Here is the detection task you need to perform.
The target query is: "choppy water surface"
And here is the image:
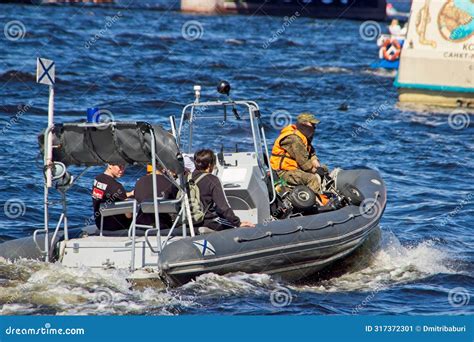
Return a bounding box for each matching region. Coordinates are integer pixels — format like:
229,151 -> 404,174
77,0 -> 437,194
0,2 -> 472,315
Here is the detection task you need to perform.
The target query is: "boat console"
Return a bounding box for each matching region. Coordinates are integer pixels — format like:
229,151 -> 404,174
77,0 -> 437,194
215,152 -> 271,224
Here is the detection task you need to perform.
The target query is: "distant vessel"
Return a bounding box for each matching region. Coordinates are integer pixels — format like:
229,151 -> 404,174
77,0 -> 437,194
395,0 -> 474,107
1,0 -> 114,3
371,20 -> 407,70
181,0 -> 387,20
386,1 -> 411,20
3,0 -> 385,20
371,35 -> 405,69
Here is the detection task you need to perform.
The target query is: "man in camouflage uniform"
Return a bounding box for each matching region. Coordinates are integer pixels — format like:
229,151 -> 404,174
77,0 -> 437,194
270,113 -> 325,195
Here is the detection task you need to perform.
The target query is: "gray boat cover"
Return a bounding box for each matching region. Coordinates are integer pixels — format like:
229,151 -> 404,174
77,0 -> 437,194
38,122 -> 184,174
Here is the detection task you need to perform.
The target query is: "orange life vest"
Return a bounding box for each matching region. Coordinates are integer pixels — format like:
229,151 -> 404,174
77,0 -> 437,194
270,125 -> 310,171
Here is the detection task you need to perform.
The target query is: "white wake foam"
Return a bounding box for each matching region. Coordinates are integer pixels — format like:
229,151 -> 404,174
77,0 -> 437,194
295,231 -> 453,293
0,258 -> 194,315
299,66 -> 351,74
362,68 -> 397,78
181,272 -> 276,297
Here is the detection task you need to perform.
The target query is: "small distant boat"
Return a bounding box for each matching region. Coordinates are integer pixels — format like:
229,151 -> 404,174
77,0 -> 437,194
386,2 -> 410,20
371,34 -> 405,70
181,0 -> 387,20
0,83 -> 386,287
3,0 -> 114,3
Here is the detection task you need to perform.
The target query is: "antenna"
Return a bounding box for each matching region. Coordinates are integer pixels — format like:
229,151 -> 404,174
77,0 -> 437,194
193,85 -> 201,103
217,80 -> 241,120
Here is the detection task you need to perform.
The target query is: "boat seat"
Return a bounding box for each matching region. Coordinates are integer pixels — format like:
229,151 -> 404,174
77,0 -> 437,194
99,200 -> 136,216
99,200 -> 137,236
140,199 -> 180,214
98,228 -> 182,237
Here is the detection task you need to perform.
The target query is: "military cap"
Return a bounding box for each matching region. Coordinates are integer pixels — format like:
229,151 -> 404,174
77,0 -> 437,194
296,113 -> 320,125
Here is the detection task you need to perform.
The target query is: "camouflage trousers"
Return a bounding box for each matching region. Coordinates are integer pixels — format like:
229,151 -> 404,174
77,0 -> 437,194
277,169 -> 322,194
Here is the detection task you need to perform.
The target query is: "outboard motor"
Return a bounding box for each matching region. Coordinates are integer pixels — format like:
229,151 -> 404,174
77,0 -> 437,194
287,185 -> 316,212
271,180 -> 347,219
271,185 -> 317,219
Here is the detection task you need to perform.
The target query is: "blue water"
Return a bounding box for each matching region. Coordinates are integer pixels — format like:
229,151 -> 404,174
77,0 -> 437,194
0,2 -> 473,315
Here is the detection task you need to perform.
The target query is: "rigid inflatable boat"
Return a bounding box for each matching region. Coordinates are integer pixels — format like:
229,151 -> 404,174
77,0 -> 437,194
159,168 -> 385,286
0,83 -> 386,286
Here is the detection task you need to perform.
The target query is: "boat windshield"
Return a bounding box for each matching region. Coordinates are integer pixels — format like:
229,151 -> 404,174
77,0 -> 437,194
178,102 -> 261,156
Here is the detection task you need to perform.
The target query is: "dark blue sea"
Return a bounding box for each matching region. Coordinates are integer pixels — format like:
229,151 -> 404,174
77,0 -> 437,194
0,1 -> 472,315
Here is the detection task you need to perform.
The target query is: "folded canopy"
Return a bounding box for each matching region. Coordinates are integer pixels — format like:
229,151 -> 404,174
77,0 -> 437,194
38,121 -> 184,175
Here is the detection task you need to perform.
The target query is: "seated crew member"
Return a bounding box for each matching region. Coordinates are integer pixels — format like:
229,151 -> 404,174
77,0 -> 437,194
270,113 -> 327,197
192,149 -> 254,231
388,19 -> 406,36
134,164 -> 178,229
92,164 -> 134,231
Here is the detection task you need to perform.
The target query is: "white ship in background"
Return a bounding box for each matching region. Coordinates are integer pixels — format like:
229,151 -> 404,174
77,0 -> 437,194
395,0 -> 474,107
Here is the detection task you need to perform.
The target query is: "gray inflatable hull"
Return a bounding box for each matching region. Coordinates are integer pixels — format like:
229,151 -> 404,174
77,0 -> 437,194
158,169 -> 387,286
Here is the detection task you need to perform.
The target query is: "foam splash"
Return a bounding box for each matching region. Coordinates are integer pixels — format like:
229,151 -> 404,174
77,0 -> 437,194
295,231 -> 453,293
299,66 -> 351,74
180,272 -> 276,297
0,258 -> 194,315
362,68 -> 397,78
225,39 -> 245,45
0,231 -> 456,314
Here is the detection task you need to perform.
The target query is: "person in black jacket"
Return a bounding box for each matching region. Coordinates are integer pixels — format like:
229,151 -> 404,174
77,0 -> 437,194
92,164 -> 134,231
134,165 -> 178,229
192,149 -> 254,231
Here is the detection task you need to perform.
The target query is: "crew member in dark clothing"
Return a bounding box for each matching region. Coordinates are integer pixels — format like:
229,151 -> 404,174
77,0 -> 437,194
192,149 -> 254,231
134,164 -> 178,228
92,164 -> 134,231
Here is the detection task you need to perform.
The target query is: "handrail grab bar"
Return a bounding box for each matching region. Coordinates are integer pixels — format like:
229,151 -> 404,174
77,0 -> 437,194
50,213 -> 65,251
33,228 -> 47,255
162,206 -> 184,247
260,126 -> 277,204
144,206 -> 183,254
144,228 -> 159,254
